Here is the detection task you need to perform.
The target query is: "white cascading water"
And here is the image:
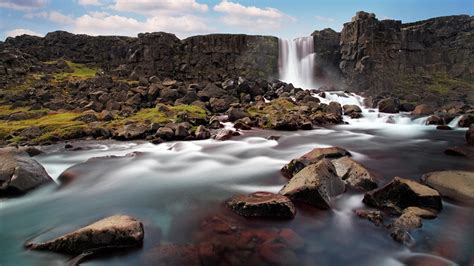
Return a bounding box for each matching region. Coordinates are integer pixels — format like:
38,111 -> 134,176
278,37 -> 317,89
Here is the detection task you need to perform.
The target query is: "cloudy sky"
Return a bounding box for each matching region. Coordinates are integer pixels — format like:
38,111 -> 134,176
1,0 -> 472,40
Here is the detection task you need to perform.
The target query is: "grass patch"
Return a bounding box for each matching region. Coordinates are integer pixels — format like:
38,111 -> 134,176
53,61 -> 97,81
247,98 -> 296,117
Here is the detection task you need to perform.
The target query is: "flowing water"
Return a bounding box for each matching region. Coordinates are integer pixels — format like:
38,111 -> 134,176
1,92 -> 473,265
278,37 -> 317,89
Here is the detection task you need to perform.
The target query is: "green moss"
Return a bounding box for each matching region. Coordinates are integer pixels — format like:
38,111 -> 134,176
247,98 -> 296,117
53,61 -> 97,81
0,112 -> 85,143
171,104 -> 207,119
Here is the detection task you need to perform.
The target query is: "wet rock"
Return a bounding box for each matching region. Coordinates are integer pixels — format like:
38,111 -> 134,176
227,107 -> 249,122
377,98 -> 399,113
436,125 -> 452,130
0,148 -> 54,197
279,159 -> 345,209
156,126 -> 175,140
426,115 -> 443,125
354,209 -> 384,226
26,215 -> 144,255
174,124 -> 189,139
388,207 -> 436,246
400,103 -> 415,112
363,177 -> 442,212
343,104 -> 362,116
213,129 -> 239,141
115,123 -> 149,140
194,125 -> 211,140
412,104 -> 434,116
143,244 -> 201,266
444,145 -> 474,158
421,170 -> 474,203
326,102 -> 342,116
226,192 -> 296,219
267,135 -> 280,141
467,124 -> 474,145
234,121 -> 251,130
458,114 -> 474,127
281,147 -> 351,178
331,157 -> 377,191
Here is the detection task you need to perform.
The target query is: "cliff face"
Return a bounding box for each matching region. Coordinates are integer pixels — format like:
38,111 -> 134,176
339,12 -> 474,105
2,31 -> 279,82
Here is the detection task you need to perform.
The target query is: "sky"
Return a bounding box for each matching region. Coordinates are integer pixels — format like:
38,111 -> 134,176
0,0 -> 473,41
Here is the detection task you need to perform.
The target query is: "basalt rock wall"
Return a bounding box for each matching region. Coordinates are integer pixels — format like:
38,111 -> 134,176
2,31 -> 279,82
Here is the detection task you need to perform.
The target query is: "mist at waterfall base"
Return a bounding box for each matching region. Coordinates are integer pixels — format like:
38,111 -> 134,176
1,91 -> 474,265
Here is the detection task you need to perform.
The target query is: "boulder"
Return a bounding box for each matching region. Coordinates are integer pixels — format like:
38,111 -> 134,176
421,170 -> 474,203
326,102 -> 342,116
331,157 -> 377,191
226,192 -> 296,219
458,114 -> 474,127
412,104 -> 434,116
279,159 -> 345,209
467,124 -> 474,145
354,209 -> 384,227
213,129 -> 239,141
444,146 -> 474,158
281,147 -> 351,178
227,107 -> 249,122
194,125 -> 211,140
115,123 -> 148,140
363,177 -> 442,212
377,98 -> 399,113
26,215 -> 144,255
425,115 -> 442,125
389,207 -> 437,245
156,127 -> 175,140
0,148 -> 54,197
343,104 -> 362,116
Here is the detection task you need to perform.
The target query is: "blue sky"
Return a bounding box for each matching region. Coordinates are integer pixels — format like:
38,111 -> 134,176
1,0 -> 472,41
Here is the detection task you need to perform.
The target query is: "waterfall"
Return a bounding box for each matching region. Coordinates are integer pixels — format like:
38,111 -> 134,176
278,37 -> 317,89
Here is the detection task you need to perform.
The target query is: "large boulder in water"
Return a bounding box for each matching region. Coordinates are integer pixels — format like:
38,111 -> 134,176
26,215 -> 144,255
226,192 -> 296,219
411,104 -> 434,116
363,177 -> 442,212
281,147 -> 350,178
325,102 -> 342,116
0,148 -> 54,197
377,98 -> 399,113
331,156 -> 377,191
421,170 -> 474,203
279,159 -> 345,209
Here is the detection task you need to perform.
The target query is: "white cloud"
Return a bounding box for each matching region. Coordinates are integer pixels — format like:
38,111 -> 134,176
72,12 -> 209,38
314,16 -> 336,23
25,11 -> 75,24
5,28 -> 42,38
213,0 -> 293,31
78,0 -> 102,6
0,0 -> 47,12
114,0 -> 208,15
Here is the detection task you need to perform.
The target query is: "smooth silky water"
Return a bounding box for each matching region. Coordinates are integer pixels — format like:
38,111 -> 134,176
1,98 -> 473,265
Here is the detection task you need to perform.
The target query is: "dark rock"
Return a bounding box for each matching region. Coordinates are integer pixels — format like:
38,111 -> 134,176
156,127 -> 174,140
377,98 -> 399,113
331,156 -> 377,191
234,121 -> 251,130
279,159 -> 345,209
174,124 -> 189,139
354,209 -> 384,226
425,115 -> 442,125
194,125 -> 210,140
73,113 -> 98,123
213,129 -> 237,141
400,103 -> 415,112
436,125 -> 452,130
467,124 -> 474,145
226,192 -> 296,219
343,104 -> 362,116
26,215 -> 144,255
0,148 -> 54,197
227,107 -> 249,122
115,123 -> 149,140
458,114 -> 474,127
363,177 -> 442,212
326,102 -> 342,116
281,146 -> 351,178
444,145 -> 474,158
421,170 -> 474,203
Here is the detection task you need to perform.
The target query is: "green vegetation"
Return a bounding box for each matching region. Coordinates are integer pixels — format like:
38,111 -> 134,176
53,60 -> 97,81
247,98 -> 296,117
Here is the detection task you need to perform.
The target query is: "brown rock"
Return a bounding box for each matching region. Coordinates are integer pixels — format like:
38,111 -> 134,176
26,215 -> 144,255
412,104 -> 434,116
363,177 -> 442,212
226,192 -> 296,219
279,159 -> 345,209
421,170 -> 474,203
467,124 -> 474,145
331,156 -> 377,191
378,98 -> 399,113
